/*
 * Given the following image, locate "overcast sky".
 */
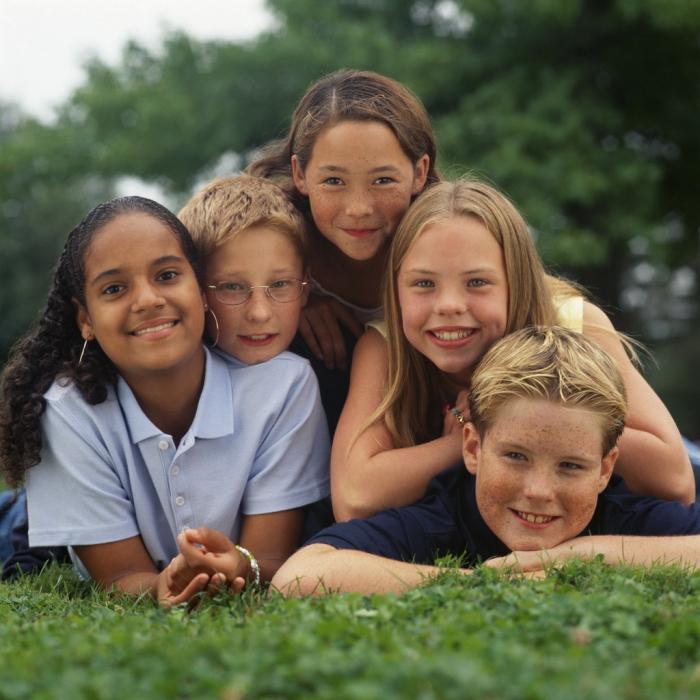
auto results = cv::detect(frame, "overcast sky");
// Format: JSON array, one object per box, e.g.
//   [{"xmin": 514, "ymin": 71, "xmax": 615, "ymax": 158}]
[{"xmin": 0, "ymin": 0, "xmax": 272, "ymax": 121}]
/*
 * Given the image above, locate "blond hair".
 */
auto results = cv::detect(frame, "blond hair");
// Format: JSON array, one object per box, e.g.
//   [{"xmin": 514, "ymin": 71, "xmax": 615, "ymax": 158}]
[
  {"xmin": 370, "ymin": 178, "xmax": 570, "ymax": 448},
  {"xmin": 178, "ymin": 174, "xmax": 307, "ymax": 263},
  {"xmin": 470, "ymin": 326, "xmax": 627, "ymax": 454}
]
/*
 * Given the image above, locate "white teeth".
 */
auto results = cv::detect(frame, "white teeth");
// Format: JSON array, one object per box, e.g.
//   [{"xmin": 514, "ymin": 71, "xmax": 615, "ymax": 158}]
[
  {"xmin": 247, "ymin": 334, "xmax": 271, "ymax": 340},
  {"xmin": 432, "ymin": 329, "xmax": 473, "ymax": 341},
  {"xmin": 133, "ymin": 322, "xmax": 175, "ymax": 336},
  {"xmin": 517, "ymin": 511, "xmax": 555, "ymax": 524}
]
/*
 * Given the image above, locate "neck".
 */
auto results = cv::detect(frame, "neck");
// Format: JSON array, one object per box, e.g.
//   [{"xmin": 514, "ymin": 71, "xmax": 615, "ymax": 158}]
[
  {"xmin": 125, "ymin": 347, "xmax": 206, "ymax": 444},
  {"xmin": 310, "ymin": 231, "xmax": 388, "ymax": 306}
]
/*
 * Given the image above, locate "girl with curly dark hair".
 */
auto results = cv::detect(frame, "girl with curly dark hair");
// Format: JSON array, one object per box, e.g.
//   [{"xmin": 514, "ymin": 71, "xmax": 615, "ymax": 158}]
[{"xmin": 0, "ymin": 196, "xmax": 329, "ymax": 603}]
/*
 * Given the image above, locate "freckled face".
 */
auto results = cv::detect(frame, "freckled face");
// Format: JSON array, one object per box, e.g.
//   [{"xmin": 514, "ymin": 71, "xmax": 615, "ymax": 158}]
[
  {"xmin": 463, "ymin": 398, "xmax": 616, "ymax": 552},
  {"xmin": 77, "ymin": 213, "xmax": 206, "ymax": 386},
  {"xmin": 398, "ymin": 217, "xmax": 509, "ymax": 385},
  {"xmin": 204, "ymin": 226, "xmax": 306, "ymax": 364},
  {"xmin": 292, "ymin": 120, "xmax": 429, "ymax": 262}
]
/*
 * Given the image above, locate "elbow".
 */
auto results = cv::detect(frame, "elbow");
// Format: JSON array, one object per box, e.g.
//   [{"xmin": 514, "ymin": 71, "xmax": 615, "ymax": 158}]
[
  {"xmin": 270, "ymin": 544, "xmax": 335, "ymax": 597},
  {"xmin": 331, "ymin": 489, "xmax": 377, "ymax": 522}
]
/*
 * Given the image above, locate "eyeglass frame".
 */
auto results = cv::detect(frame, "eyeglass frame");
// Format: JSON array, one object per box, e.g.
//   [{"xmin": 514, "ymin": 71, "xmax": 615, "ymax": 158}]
[{"xmin": 206, "ymin": 278, "xmax": 309, "ymax": 306}]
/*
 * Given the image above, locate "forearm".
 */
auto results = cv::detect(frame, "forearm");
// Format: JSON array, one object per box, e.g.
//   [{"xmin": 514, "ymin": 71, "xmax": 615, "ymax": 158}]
[
  {"xmin": 493, "ymin": 535, "xmax": 700, "ymax": 573},
  {"xmin": 562, "ymin": 534, "xmax": 700, "ymax": 567},
  {"xmin": 271, "ymin": 543, "xmax": 467, "ymax": 596},
  {"xmin": 332, "ymin": 435, "xmax": 462, "ymax": 521},
  {"xmin": 614, "ymin": 427, "xmax": 694, "ymax": 505},
  {"xmin": 103, "ymin": 571, "xmax": 160, "ymax": 597}
]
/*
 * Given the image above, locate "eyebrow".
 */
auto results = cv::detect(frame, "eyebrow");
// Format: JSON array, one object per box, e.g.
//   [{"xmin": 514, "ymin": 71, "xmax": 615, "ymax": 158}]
[
  {"xmin": 90, "ymin": 255, "xmax": 185, "ymax": 286},
  {"xmin": 403, "ymin": 266, "xmax": 499, "ymax": 275},
  {"xmin": 318, "ymin": 164, "xmax": 402, "ymax": 174},
  {"xmin": 212, "ymin": 264, "xmax": 299, "ymax": 276}
]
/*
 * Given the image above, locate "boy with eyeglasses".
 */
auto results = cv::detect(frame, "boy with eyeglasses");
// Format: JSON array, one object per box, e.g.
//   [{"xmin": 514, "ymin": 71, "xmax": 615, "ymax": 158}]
[{"xmin": 179, "ymin": 174, "xmax": 310, "ymax": 365}]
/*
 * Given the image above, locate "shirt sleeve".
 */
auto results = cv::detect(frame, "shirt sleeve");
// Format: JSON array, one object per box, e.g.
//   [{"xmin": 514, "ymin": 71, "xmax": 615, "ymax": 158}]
[
  {"xmin": 306, "ymin": 489, "xmax": 462, "ymax": 564},
  {"xmin": 597, "ymin": 483, "xmax": 700, "ymax": 536},
  {"xmin": 241, "ymin": 360, "xmax": 331, "ymax": 514},
  {"xmin": 25, "ymin": 392, "xmax": 139, "ymax": 548}
]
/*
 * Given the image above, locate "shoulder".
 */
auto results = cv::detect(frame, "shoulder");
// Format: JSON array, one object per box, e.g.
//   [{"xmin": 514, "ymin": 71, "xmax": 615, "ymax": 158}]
[
  {"xmin": 309, "ymin": 466, "xmax": 467, "ymax": 563},
  {"xmin": 43, "ymin": 377, "xmax": 119, "ymax": 424},
  {"xmin": 215, "ymin": 349, "xmax": 314, "ymax": 384},
  {"xmin": 593, "ymin": 478, "xmax": 700, "ymax": 535}
]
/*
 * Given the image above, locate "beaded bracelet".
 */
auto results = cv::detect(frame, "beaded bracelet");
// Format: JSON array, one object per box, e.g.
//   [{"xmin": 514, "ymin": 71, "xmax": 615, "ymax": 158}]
[{"xmin": 234, "ymin": 544, "xmax": 261, "ymax": 586}]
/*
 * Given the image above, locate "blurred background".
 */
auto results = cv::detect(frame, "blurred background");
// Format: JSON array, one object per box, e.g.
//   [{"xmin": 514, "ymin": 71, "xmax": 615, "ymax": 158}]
[{"xmin": 1, "ymin": 0, "xmax": 698, "ymax": 438}]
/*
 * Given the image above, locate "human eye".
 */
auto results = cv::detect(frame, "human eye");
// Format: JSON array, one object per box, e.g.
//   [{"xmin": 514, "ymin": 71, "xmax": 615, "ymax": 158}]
[
  {"xmin": 466, "ymin": 278, "xmax": 489, "ymax": 288},
  {"xmin": 102, "ymin": 283, "xmax": 125, "ymax": 296},
  {"xmin": 322, "ymin": 176, "xmax": 343, "ymax": 186},
  {"xmin": 269, "ymin": 279, "xmax": 293, "ymax": 289},
  {"xmin": 157, "ymin": 269, "xmax": 180, "ymax": 283},
  {"xmin": 504, "ymin": 451, "xmax": 527, "ymax": 462},
  {"xmin": 412, "ymin": 279, "xmax": 435, "ymax": 289},
  {"xmin": 560, "ymin": 461, "xmax": 584, "ymax": 472},
  {"xmin": 220, "ymin": 281, "xmax": 246, "ymax": 291},
  {"xmin": 373, "ymin": 176, "xmax": 396, "ymax": 185}
]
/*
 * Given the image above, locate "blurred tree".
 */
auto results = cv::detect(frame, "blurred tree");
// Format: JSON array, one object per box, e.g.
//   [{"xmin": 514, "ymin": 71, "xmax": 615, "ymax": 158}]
[
  {"xmin": 1, "ymin": 0, "xmax": 698, "ymax": 433},
  {"xmin": 0, "ymin": 103, "xmax": 113, "ymax": 358}
]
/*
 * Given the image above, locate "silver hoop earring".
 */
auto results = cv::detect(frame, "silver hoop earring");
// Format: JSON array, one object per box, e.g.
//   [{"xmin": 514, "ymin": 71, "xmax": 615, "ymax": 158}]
[
  {"xmin": 78, "ymin": 338, "xmax": 90, "ymax": 366},
  {"xmin": 207, "ymin": 308, "xmax": 220, "ymax": 348}
]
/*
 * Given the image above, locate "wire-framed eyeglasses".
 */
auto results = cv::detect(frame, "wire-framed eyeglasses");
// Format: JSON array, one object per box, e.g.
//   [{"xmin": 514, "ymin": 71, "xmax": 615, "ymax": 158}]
[{"xmin": 207, "ymin": 279, "xmax": 308, "ymax": 306}]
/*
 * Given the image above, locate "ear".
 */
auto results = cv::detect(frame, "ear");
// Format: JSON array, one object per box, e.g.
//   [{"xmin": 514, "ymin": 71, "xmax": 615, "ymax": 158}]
[
  {"xmin": 597, "ymin": 445, "xmax": 619, "ymax": 493},
  {"xmin": 300, "ymin": 272, "xmax": 311, "ymax": 307},
  {"xmin": 411, "ymin": 154, "xmax": 430, "ymax": 196},
  {"xmin": 462, "ymin": 421, "xmax": 481, "ymax": 476},
  {"xmin": 291, "ymin": 155, "xmax": 309, "ymax": 195},
  {"xmin": 73, "ymin": 298, "xmax": 94, "ymax": 341}
]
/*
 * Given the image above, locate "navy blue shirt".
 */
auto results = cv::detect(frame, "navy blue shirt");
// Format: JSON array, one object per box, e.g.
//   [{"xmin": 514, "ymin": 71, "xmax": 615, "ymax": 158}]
[{"xmin": 308, "ymin": 467, "xmax": 700, "ymax": 565}]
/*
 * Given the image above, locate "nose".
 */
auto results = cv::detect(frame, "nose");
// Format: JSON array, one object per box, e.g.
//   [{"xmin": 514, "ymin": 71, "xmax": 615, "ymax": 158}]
[
  {"xmin": 521, "ymin": 468, "xmax": 556, "ymax": 504},
  {"xmin": 434, "ymin": 284, "xmax": 468, "ymax": 316},
  {"xmin": 344, "ymin": 187, "xmax": 374, "ymax": 219},
  {"xmin": 245, "ymin": 288, "xmax": 273, "ymax": 322},
  {"xmin": 131, "ymin": 279, "xmax": 165, "ymax": 312}
]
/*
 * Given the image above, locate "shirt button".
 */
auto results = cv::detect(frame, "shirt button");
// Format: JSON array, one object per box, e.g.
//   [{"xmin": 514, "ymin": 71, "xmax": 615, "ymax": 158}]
[
  {"xmin": 158, "ymin": 440, "xmax": 169, "ymax": 451},
  {"xmin": 171, "ymin": 465, "xmax": 180, "ymax": 476},
  {"xmin": 175, "ymin": 496, "xmax": 185, "ymax": 507}
]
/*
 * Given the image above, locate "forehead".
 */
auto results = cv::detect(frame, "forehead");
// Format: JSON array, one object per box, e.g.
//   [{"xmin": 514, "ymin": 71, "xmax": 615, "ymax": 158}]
[
  {"xmin": 208, "ymin": 226, "xmax": 303, "ymax": 270},
  {"xmin": 402, "ymin": 216, "xmax": 501, "ymax": 266},
  {"xmin": 86, "ymin": 213, "xmax": 182, "ymax": 268},
  {"xmin": 311, "ymin": 119, "xmax": 409, "ymax": 164},
  {"xmin": 485, "ymin": 397, "xmax": 605, "ymax": 457}
]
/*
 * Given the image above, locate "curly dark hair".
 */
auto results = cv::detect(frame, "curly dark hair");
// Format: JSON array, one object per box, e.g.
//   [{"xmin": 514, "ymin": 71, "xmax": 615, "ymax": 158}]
[{"xmin": 0, "ymin": 196, "xmax": 200, "ymax": 488}]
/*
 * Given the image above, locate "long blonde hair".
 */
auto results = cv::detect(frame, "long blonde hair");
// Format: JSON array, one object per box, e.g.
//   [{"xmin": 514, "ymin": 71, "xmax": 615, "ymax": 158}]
[{"xmin": 371, "ymin": 178, "xmax": 566, "ymax": 448}]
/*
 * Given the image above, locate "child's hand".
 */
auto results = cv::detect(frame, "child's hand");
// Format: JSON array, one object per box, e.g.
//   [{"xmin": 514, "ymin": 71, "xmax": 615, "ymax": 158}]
[
  {"xmin": 299, "ymin": 296, "xmax": 364, "ymax": 371},
  {"xmin": 442, "ymin": 389, "xmax": 471, "ymax": 437},
  {"xmin": 156, "ymin": 553, "xmax": 225, "ymax": 608},
  {"xmin": 177, "ymin": 527, "xmax": 248, "ymax": 593}
]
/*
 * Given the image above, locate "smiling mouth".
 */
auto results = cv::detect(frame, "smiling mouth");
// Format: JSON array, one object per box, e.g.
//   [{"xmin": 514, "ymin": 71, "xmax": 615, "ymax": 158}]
[
  {"xmin": 513, "ymin": 510, "xmax": 558, "ymax": 525},
  {"xmin": 131, "ymin": 321, "xmax": 177, "ymax": 336},
  {"xmin": 239, "ymin": 334, "xmax": 278, "ymax": 345},
  {"xmin": 430, "ymin": 329, "xmax": 476, "ymax": 341},
  {"xmin": 342, "ymin": 228, "xmax": 378, "ymax": 238}
]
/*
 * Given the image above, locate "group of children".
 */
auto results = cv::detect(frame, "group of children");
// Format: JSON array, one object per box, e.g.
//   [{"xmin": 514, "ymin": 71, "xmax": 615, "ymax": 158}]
[{"xmin": 0, "ymin": 69, "xmax": 697, "ymax": 602}]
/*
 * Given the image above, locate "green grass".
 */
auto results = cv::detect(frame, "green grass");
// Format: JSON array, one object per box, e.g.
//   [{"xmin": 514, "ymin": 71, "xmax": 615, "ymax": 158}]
[{"xmin": 1, "ymin": 560, "xmax": 699, "ymax": 699}]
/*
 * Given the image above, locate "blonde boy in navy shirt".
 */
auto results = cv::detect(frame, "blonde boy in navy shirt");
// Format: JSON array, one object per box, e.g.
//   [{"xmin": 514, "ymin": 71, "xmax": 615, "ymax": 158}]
[{"xmin": 268, "ymin": 326, "xmax": 700, "ymax": 596}]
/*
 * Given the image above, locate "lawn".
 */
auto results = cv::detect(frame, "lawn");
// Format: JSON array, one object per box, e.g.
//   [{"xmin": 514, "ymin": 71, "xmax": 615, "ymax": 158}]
[{"xmin": 0, "ymin": 560, "xmax": 699, "ymax": 700}]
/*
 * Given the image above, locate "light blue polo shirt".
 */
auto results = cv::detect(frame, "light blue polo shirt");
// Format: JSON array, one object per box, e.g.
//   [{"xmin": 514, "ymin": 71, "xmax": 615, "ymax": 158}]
[{"xmin": 26, "ymin": 348, "xmax": 330, "ymax": 571}]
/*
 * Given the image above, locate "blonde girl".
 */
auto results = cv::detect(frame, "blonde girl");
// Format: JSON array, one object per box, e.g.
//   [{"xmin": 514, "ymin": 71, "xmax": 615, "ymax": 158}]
[{"xmin": 332, "ymin": 179, "xmax": 694, "ymax": 520}]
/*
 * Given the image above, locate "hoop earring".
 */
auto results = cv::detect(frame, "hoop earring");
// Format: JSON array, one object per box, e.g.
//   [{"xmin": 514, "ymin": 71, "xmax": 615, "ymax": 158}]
[
  {"xmin": 78, "ymin": 338, "xmax": 91, "ymax": 366},
  {"xmin": 207, "ymin": 308, "xmax": 220, "ymax": 348}
]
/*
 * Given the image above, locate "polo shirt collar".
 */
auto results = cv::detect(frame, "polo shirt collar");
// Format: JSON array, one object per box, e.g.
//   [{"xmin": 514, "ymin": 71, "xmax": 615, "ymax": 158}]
[{"xmin": 117, "ymin": 346, "xmax": 234, "ymax": 444}]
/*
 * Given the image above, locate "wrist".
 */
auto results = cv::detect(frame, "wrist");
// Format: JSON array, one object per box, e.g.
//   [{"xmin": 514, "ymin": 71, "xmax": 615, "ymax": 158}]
[{"xmin": 235, "ymin": 545, "xmax": 261, "ymax": 586}]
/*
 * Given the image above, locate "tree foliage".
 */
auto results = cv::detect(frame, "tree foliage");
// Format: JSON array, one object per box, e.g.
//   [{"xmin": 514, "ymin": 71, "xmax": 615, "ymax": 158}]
[{"xmin": 1, "ymin": 0, "xmax": 698, "ymax": 432}]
